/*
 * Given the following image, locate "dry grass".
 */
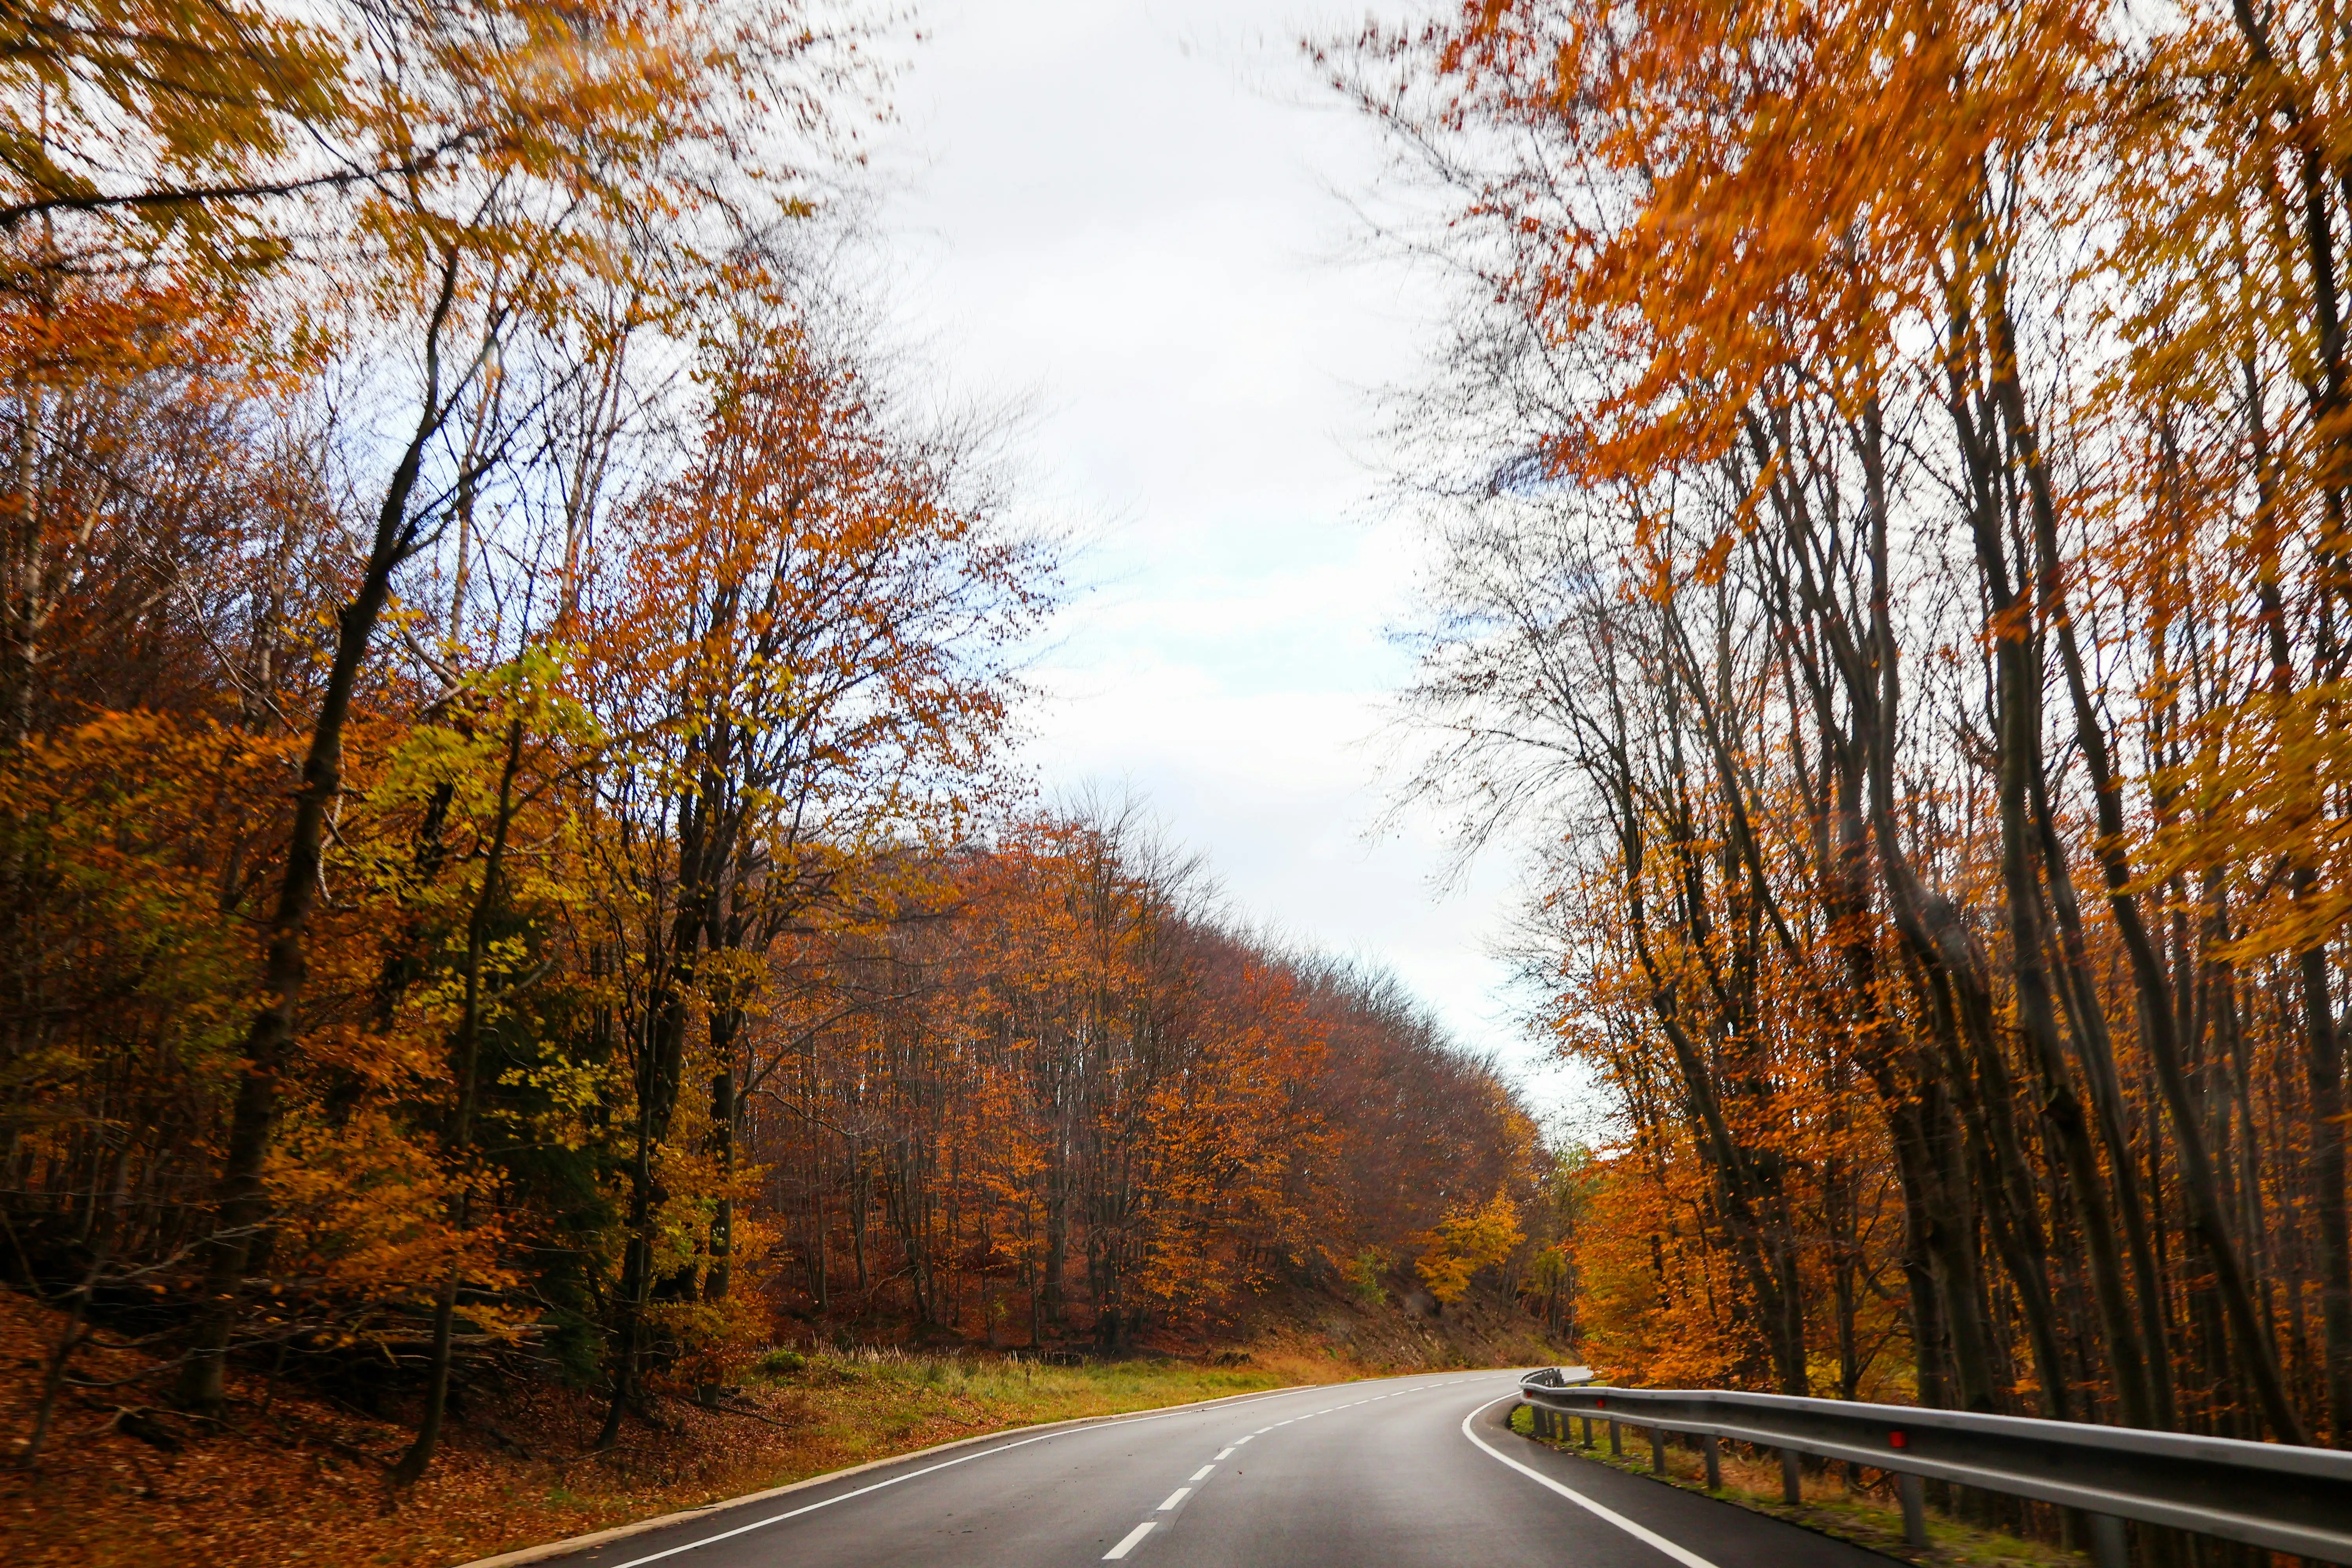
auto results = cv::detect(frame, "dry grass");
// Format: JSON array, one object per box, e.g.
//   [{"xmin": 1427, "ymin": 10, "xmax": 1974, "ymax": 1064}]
[{"xmin": 0, "ymin": 1289, "xmax": 1383, "ymax": 1568}]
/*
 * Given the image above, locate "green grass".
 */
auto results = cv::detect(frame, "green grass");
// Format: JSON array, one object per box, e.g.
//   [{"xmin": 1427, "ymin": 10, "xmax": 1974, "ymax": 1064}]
[{"xmin": 752, "ymin": 1344, "xmax": 1307, "ymax": 1426}]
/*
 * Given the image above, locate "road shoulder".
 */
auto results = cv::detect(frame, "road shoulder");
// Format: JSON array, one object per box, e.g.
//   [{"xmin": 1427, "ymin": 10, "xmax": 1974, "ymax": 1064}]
[
  {"xmin": 1472, "ymin": 1399, "xmax": 1904, "ymax": 1568},
  {"xmin": 456, "ymin": 1381, "xmax": 1318, "ymax": 1568}
]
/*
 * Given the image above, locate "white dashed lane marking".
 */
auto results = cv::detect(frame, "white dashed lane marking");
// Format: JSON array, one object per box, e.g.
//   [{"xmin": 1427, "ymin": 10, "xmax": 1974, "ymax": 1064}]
[
  {"xmin": 1105, "ymin": 1374, "xmax": 1494, "ymax": 1561},
  {"xmin": 1103, "ymin": 1521, "xmax": 1155, "ymax": 1560}
]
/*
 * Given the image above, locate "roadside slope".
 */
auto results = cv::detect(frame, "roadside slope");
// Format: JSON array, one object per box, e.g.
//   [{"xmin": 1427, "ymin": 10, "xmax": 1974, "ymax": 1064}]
[{"xmin": 0, "ymin": 1288, "xmax": 1409, "ymax": 1568}]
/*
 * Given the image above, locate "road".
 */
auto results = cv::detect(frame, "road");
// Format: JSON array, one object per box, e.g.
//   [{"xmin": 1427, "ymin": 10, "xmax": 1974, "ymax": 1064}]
[{"xmin": 517, "ymin": 1371, "xmax": 1894, "ymax": 1568}]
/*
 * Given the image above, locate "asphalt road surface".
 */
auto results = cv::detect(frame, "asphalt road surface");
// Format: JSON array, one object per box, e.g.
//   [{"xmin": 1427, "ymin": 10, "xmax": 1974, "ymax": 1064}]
[{"xmin": 524, "ymin": 1371, "xmax": 1893, "ymax": 1568}]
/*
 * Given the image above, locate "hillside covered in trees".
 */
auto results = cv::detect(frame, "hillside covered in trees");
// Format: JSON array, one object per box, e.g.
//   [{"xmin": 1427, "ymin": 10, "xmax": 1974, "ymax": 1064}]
[
  {"xmin": 1338, "ymin": 0, "xmax": 2352, "ymax": 1455},
  {"xmin": 0, "ymin": 0, "xmax": 1562, "ymax": 1497}
]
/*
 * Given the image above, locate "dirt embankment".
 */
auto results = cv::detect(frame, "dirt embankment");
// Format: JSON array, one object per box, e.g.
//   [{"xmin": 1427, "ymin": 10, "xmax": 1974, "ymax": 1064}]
[
  {"xmin": 2, "ymin": 1280, "xmax": 1568, "ymax": 1568},
  {"xmin": 1222, "ymin": 1275, "xmax": 1565, "ymax": 1373}
]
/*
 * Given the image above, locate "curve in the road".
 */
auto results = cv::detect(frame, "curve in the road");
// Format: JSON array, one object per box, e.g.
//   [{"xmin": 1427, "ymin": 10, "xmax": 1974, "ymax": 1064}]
[
  {"xmin": 498, "ymin": 1371, "xmax": 1896, "ymax": 1568},
  {"xmin": 1457, "ymin": 1394, "xmax": 1718, "ymax": 1568}
]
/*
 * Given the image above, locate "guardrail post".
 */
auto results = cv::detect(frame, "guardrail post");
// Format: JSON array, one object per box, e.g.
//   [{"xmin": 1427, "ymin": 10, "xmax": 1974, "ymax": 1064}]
[
  {"xmin": 1581, "ymin": 1415, "xmax": 1594, "ymax": 1449},
  {"xmin": 2087, "ymin": 1514, "xmax": 2125, "ymax": 1568},
  {"xmin": 1651, "ymin": 1428, "xmax": 1667, "ymax": 1474},
  {"xmin": 1778, "ymin": 1447, "xmax": 1801, "ymax": 1505},
  {"xmin": 1608, "ymin": 1418, "xmax": 1622, "ymax": 1457},
  {"xmin": 1702, "ymin": 1434, "xmax": 1721, "ymax": 1491},
  {"xmin": 1898, "ymin": 1472, "xmax": 1927, "ymax": 1548}
]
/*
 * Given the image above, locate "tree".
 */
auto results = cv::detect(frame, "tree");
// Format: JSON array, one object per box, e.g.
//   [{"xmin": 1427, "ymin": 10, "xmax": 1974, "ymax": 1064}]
[
  {"xmin": 172, "ymin": 0, "xmax": 842, "ymax": 1414},
  {"xmin": 1337, "ymin": 0, "xmax": 2352, "ymax": 1456}
]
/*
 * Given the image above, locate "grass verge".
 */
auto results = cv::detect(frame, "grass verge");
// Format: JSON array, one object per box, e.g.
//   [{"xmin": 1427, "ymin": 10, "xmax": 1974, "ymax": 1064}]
[
  {"xmin": 1, "ymin": 1285, "xmax": 1374, "ymax": 1568},
  {"xmin": 1506, "ymin": 1403, "xmax": 2092, "ymax": 1568}
]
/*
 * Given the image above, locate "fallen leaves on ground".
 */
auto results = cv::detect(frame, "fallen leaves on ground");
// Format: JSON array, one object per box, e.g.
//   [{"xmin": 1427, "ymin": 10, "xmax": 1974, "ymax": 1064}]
[{"xmin": 0, "ymin": 1289, "xmax": 1375, "ymax": 1568}]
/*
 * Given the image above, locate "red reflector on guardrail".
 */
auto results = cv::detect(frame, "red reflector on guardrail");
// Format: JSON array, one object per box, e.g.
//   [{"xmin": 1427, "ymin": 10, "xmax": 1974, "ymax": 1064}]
[{"xmin": 1889, "ymin": 1431, "xmax": 1907, "ymax": 1448}]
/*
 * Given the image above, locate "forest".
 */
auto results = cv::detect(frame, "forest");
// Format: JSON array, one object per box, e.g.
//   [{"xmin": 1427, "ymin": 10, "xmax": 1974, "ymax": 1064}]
[
  {"xmin": 0, "ymin": 0, "xmax": 1549, "ymax": 1492},
  {"xmin": 1337, "ymin": 0, "xmax": 2352, "ymax": 1456},
  {"xmin": 32, "ymin": 0, "xmax": 2352, "ymax": 1544}
]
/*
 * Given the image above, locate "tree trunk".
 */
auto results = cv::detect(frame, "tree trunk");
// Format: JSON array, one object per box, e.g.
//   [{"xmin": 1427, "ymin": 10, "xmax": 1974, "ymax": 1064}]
[
  {"xmin": 2297, "ymin": 947, "xmax": 2352, "ymax": 1443},
  {"xmin": 394, "ymin": 712, "xmax": 524, "ymax": 1487},
  {"xmin": 1974, "ymin": 217, "xmax": 2297, "ymax": 1440},
  {"xmin": 176, "ymin": 255, "xmax": 465, "ymax": 1414}
]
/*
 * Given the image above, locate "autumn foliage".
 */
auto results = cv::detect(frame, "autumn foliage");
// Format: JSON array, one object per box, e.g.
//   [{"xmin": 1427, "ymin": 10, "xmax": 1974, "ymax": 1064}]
[
  {"xmin": 1335, "ymin": 0, "xmax": 2352, "ymax": 1465},
  {"xmin": 748, "ymin": 808, "xmax": 1543, "ymax": 1353},
  {"xmin": 0, "ymin": 0, "xmax": 1552, "ymax": 1494}
]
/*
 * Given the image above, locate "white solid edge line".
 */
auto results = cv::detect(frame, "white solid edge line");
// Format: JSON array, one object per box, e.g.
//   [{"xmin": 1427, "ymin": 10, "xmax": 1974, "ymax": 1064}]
[
  {"xmin": 1458, "ymin": 1395, "xmax": 1723, "ymax": 1568},
  {"xmin": 590, "ymin": 1384, "xmax": 1312, "ymax": 1568},
  {"xmin": 1104, "ymin": 1521, "xmax": 1156, "ymax": 1560},
  {"xmin": 1156, "ymin": 1487, "xmax": 1191, "ymax": 1511},
  {"xmin": 1189, "ymin": 1465, "xmax": 1214, "ymax": 1481}
]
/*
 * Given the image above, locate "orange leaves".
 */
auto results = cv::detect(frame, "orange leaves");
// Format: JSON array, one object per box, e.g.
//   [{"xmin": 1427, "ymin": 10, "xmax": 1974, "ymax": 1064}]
[
  {"xmin": 745, "ymin": 806, "xmax": 1544, "ymax": 1346},
  {"xmin": 1395, "ymin": 0, "xmax": 2111, "ymax": 493},
  {"xmin": 585, "ymin": 309, "xmax": 1043, "ymax": 870},
  {"xmin": 1356, "ymin": 0, "xmax": 2352, "ymax": 1429},
  {"xmin": 962, "ymin": 812, "xmax": 1331, "ymax": 1316},
  {"xmin": 266, "ymin": 1109, "xmax": 521, "ymax": 1314}
]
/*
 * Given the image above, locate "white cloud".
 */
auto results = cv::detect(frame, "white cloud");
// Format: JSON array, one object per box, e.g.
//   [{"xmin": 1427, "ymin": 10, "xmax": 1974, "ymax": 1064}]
[{"xmin": 877, "ymin": 0, "xmax": 1593, "ymax": 1126}]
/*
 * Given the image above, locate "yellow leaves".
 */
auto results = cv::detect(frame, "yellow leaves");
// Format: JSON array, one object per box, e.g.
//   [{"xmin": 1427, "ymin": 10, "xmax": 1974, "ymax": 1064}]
[
  {"xmin": 1525, "ymin": 1241, "xmax": 1570, "ymax": 1296},
  {"xmin": 0, "ymin": 711, "xmax": 288, "ymax": 1077},
  {"xmin": 0, "ymin": 0, "xmax": 350, "ymax": 265},
  {"xmin": 2141, "ymin": 672, "xmax": 2352, "ymax": 965},
  {"xmin": 1413, "ymin": 1189, "xmax": 1526, "ymax": 1304}
]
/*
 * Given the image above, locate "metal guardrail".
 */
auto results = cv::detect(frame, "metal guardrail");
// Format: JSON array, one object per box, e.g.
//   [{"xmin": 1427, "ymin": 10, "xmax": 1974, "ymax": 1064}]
[{"xmin": 1517, "ymin": 1368, "xmax": 2352, "ymax": 1566}]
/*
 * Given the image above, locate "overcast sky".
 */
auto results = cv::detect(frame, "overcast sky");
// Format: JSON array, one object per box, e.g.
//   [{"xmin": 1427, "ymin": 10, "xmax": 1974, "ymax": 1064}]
[{"xmin": 873, "ymin": 2, "xmax": 1586, "ymax": 1127}]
